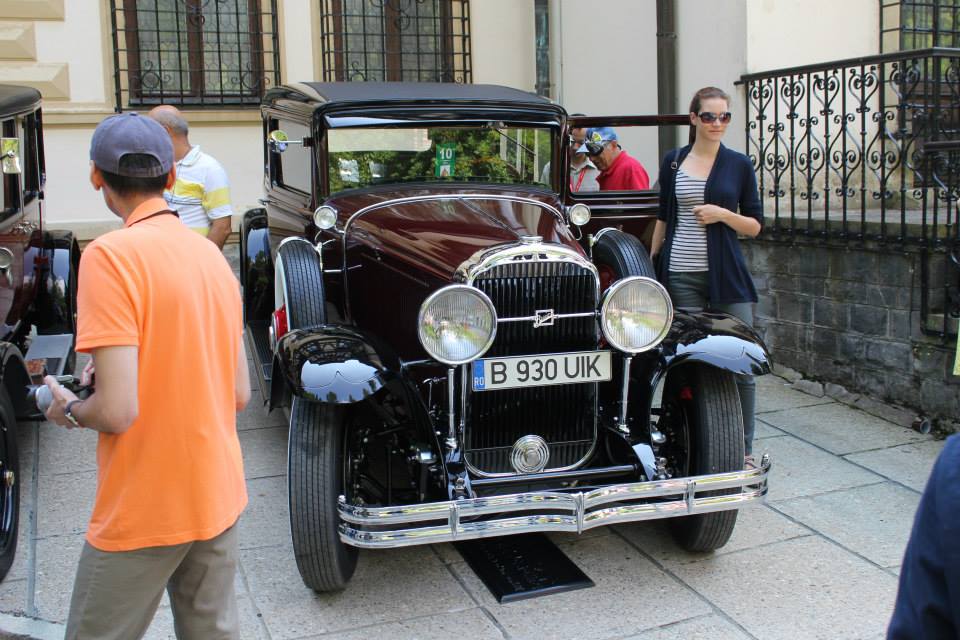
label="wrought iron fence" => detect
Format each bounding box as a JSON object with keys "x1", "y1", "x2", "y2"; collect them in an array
[
  {"x1": 319, "y1": 0, "x2": 471, "y2": 83},
  {"x1": 741, "y1": 48, "x2": 960, "y2": 250},
  {"x1": 110, "y1": 0, "x2": 281, "y2": 109},
  {"x1": 741, "y1": 48, "x2": 960, "y2": 337}
]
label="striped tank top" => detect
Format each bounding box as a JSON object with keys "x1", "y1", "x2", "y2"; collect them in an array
[{"x1": 668, "y1": 168, "x2": 708, "y2": 272}]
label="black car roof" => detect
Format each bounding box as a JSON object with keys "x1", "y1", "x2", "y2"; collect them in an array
[
  {"x1": 0, "y1": 85, "x2": 41, "y2": 118},
  {"x1": 298, "y1": 82, "x2": 553, "y2": 106}
]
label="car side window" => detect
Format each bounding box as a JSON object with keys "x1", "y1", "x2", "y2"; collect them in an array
[
  {"x1": 275, "y1": 119, "x2": 312, "y2": 195},
  {"x1": 20, "y1": 112, "x2": 41, "y2": 204},
  {"x1": 1, "y1": 117, "x2": 18, "y2": 218}
]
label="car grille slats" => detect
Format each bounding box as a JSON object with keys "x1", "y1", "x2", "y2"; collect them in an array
[{"x1": 466, "y1": 259, "x2": 599, "y2": 476}]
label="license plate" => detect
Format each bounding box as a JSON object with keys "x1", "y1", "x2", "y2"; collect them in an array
[{"x1": 472, "y1": 350, "x2": 612, "y2": 391}]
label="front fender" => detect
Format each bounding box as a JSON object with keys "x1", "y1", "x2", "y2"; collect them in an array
[
  {"x1": 271, "y1": 326, "x2": 398, "y2": 405},
  {"x1": 657, "y1": 309, "x2": 771, "y2": 379},
  {"x1": 35, "y1": 230, "x2": 79, "y2": 335},
  {"x1": 241, "y1": 208, "x2": 273, "y2": 326}
]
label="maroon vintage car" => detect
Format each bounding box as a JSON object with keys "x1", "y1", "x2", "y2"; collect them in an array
[
  {"x1": 241, "y1": 82, "x2": 770, "y2": 592},
  {"x1": 0, "y1": 85, "x2": 79, "y2": 581}
]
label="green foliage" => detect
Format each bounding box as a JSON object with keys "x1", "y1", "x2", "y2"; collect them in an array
[{"x1": 327, "y1": 126, "x2": 552, "y2": 193}]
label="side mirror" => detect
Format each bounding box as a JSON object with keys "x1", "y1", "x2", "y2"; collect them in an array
[
  {"x1": 1, "y1": 138, "x2": 21, "y2": 175},
  {"x1": 268, "y1": 130, "x2": 289, "y2": 153}
]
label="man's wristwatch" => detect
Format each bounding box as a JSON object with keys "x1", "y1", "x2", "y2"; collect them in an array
[{"x1": 64, "y1": 400, "x2": 83, "y2": 428}]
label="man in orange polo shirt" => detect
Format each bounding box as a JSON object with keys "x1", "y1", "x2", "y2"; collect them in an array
[{"x1": 43, "y1": 112, "x2": 250, "y2": 639}]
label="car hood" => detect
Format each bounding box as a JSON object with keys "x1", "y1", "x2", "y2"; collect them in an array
[{"x1": 329, "y1": 187, "x2": 584, "y2": 280}]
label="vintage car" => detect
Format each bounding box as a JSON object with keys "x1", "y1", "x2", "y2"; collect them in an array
[
  {"x1": 0, "y1": 85, "x2": 79, "y2": 581},
  {"x1": 241, "y1": 82, "x2": 771, "y2": 592}
]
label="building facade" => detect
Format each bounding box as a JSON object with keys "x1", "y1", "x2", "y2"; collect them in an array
[{"x1": 0, "y1": 0, "x2": 877, "y2": 237}]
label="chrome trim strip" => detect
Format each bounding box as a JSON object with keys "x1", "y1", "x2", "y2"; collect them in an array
[
  {"x1": 337, "y1": 459, "x2": 771, "y2": 548},
  {"x1": 497, "y1": 311, "x2": 597, "y2": 324},
  {"x1": 445, "y1": 368, "x2": 457, "y2": 450},
  {"x1": 619, "y1": 355, "x2": 632, "y2": 430}
]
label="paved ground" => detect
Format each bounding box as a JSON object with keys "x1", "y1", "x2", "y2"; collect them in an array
[
  {"x1": 0, "y1": 366, "x2": 942, "y2": 640},
  {"x1": 0, "y1": 247, "x2": 944, "y2": 639}
]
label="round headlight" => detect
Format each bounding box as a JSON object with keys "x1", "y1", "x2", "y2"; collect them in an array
[
  {"x1": 600, "y1": 277, "x2": 673, "y2": 353},
  {"x1": 568, "y1": 203, "x2": 591, "y2": 226},
  {"x1": 418, "y1": 285, "x2": 497, "y2": 365},
  {"x1": 313, "y1": 205, "x2": 337, "y2": 230}
]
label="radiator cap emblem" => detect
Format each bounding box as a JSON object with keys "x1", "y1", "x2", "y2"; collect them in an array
[
  {"x1": 511, "y1": 435, "x2": 550, "y2": 474},
  {"x1": 519, "y1": 235, "x2": 542, "y2": 245}
]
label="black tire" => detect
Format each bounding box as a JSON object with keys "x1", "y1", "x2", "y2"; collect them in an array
[
  {"x1": 0, "y1": 389, "x2": 19, "y2": 581},
  {"x1": 276, "y1": 240, "x2": 325, "y2": 330},
  {"x1": 593, "y1": 230, "x2": 656, "y2": 288},
  {"x1": 664, "y1": 366, "x2": 744, "y2": 552},
  {"x1": 288, "y1": 398, "x2": 358, "y2": 592}
]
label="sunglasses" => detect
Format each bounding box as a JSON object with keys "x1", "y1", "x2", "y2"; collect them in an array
[
  {"x1": 584, "y1": 141, "x2": 608, "y2": 156},
  {"x1": 698, "y1": 111, "x2": 733, "y2": 124}
]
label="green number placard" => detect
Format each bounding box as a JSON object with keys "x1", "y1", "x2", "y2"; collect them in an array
[{"x1": 435, "y1": 143, "x2": 456, "y2": 178}]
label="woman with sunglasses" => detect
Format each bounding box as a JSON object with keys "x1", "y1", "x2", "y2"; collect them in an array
[{"x1": 650, "y1": 86, "x2": 763, "y2": 468}]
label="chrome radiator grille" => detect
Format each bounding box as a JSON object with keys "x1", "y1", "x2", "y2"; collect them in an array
[{"x1": 466, "y1": 259, "x2": 599, "y2": 476}]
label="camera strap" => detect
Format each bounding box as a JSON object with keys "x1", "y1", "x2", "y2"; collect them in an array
[{"x1": 129, "y1": 209, "x2": 179, "y2": 227}]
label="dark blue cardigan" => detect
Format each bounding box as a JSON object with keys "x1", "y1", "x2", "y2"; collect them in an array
[{"x1": 656, "y1": 143, "x2": 763, "y2": 304}]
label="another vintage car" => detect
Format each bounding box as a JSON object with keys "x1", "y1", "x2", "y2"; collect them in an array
[
  {"x1": 0, "y1": 85, "x2": 79, "y2": 581},
  {"x1": 241, "y1": 82, "x2": 771, "y2": 592}
]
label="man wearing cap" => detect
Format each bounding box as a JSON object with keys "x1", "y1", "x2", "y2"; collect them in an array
[
  {"x1": 148, "y1": 105, "x2": 234, "y2": 249},
  {"x1": 540, "y1": 119, "x2": 600, "y2": 192},
  {"x1": 42, "y1": 112, "x2": 250, "y2": 639},
  {"x1": 581, "y1": 127, "x2": 650, "y2": 191}
]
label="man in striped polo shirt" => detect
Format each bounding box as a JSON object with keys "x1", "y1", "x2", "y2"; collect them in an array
[{"x1": 148, "y1": 105, "x2": 233, "y2": 249}]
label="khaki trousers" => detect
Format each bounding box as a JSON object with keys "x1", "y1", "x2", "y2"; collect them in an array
[{"x1": 64, "y1": 523, "x2": 239, "y2": 640}]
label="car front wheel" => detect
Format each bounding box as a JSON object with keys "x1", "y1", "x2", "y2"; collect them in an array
[
  {"x1": 288, "y1": 398, "x2": 359, "y2": 592},
  {"x1": 0, "y1": 389, "x2": 19, "y2": 581},
  {"x1": 661, "y1": 366, "x2": 744, "y2": 552}
]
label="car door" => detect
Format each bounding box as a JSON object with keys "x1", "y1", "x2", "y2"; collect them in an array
[
  {"x1": 0, "y1": 109, "x2": 43, "y2": 341},
  {"x1": 564, "y1": 114, "x2": 693, "y2": 248}
]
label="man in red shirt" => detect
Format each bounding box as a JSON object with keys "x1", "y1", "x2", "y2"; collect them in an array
[{"x1": 580, "y1": 127, "x2": 650, "y2": 191}]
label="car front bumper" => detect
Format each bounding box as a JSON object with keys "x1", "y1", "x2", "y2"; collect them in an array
[{"x1": 338, "y1": 456, "x2": 771, "y2": 548}]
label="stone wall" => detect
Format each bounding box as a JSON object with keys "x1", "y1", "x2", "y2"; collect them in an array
[{"x1": 742, "y1": 238, "x2": 960, "y2": 430}]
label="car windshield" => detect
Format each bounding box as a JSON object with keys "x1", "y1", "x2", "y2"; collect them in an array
[{"x1": 326, "y1": 124, "x2": 554, "y2": 193}]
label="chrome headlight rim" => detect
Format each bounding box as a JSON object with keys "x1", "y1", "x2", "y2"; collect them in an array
[
  {"x1": 567, "y1": 203, "x2": 591, "y2": 226},
  {"x1": 313, "y1": 205, "x2": 337, "y2": 230},
  {"x1": 418, "y1": 284, "x2": 498, "y2": 366},
  {"x1": 600, "y1": 276, "x2": 674, "y2": 354}
]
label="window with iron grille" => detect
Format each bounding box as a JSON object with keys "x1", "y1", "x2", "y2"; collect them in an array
[
  {"x1": 881, "y1": 0, "x2": 960, "y2": 52},
  {"x1": 319, "y1": 0, "x2": 471, "y2": 82},
  {"x1": 110, "y1": 0, "x2": 281, "y2": 109}
]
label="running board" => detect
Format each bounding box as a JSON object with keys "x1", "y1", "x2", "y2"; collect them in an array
[{"x1": 245, "y1": 322, "x2": 273, "y2": 403}]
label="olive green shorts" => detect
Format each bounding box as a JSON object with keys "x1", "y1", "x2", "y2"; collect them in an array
[{"x1": 65, "y1": 522, "x2": 239, "y2": 640}]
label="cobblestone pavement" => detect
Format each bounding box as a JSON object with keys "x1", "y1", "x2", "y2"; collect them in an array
[{"x1": 0, "y1": 245, "x2": 942, "y2": 639}]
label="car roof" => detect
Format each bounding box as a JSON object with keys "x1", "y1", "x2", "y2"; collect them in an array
[
  {"x1": 296, "y1": 82, "x2": 554, "y2": 106},
  {"x1": 0, "y1": 84, "x2": 41, "y2": 118}
]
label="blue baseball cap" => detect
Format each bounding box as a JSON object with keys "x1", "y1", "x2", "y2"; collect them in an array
[
  {"x1": 577, "y1": 127, "x2": 618, "y2": 154},
  {"x1": 90, "y1": 112, "x2": 174, "y2": 178}
]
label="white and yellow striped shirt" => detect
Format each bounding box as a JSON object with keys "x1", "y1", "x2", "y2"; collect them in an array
[{"x1": 164, "y1": 145, "x2": 233, "y2": 234}]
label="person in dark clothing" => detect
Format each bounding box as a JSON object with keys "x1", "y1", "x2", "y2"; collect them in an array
[
  {"x1": 650, "y1": 86, "x2": 763, "y2": 468},
  {"x1": 888, "y1": 434, "x2": 960, "y2": 639}
]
